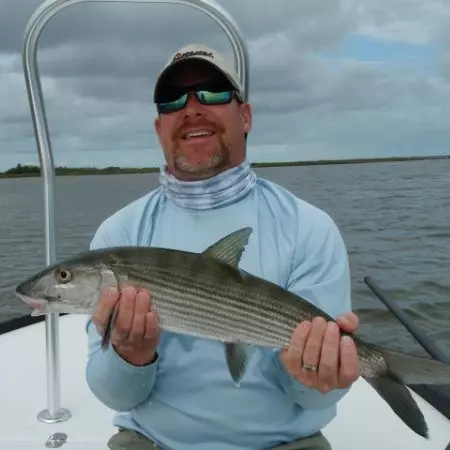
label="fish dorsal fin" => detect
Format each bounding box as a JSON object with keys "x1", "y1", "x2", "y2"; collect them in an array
[{"x1": 202, "y1": 227, "x2": 252, "y2": 268}]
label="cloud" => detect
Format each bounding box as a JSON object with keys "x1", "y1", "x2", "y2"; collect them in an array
[
  {"x1": 342, "y1": 0, "x2": 450, "y2": 44},
  {"x1": 1, "y1": 0, "x2": 450, "y2": 170}
]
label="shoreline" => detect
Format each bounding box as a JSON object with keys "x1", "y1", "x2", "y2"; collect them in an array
[{"x1": 1, "y1": 154, "x2": 449, "y2": 179}]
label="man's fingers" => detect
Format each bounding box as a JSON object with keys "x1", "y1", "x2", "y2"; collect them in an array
[
  {"x1": 144, "y1": 310, "x2": 160, "y2": 341},
  {"x1": 301, "y1": 317, "x2": 326, "y2": 370},
  {"x1": 112, "y1": 285, "x2": 137, "y2": 342},
  {"x1": 338, "y1": 335, "x2": 359, "y2": 387},
  {"x1": 317, "y1": 322, "x2": 340, "y2": 391},
  {"x1": 93, "y1": 286, "x2": 119, "y2": 334},
  {"x1": 336, "y1": 312, "x2": 359, "y2": 333},
  {"x1": 277, "y1": 314, "x2": 361, "y2": 393},
  {"x1": 283, "y1": 321, "x2": 311, "y2": 375},
  {"x1": 127, "y1": 289, "x2": 151, "y2": 343}
]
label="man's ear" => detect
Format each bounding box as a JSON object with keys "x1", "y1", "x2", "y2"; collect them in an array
[
  {"x1": 241, "y1": 103, "x2": 252, "y2": 133},
  {"x1": 154, "y1": 115, "x2": 166, "y2": 149},
  {"x1": 154, "y1": 116, "x2": 161, "y2": 135}
]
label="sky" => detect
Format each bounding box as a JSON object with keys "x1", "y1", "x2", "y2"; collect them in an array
[{"x1": 1, "y1": 0, "x2": 450, "y2": 170}]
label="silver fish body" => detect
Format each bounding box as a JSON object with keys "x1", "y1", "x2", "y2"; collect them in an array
[
  {"x1": 15, "y1": 227, "x2": 450, "y2": 440},
  {"x1": 97, "y1": 247, "x2": 325, "y2": 349}
]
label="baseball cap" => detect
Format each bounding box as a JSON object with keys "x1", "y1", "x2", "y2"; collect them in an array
[{"x1": 153, "y1": 44, "x2": 245, "y2": 102}]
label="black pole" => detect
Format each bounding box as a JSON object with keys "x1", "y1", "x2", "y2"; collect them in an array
[
  {"x1": 364, "y1": 276, "x2": 450, "y2": 364},
  {"x1": 364, "y1": 276, "x2": 450, "y2": 421}
]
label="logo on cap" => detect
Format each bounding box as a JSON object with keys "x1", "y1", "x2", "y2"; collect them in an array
[{"x1": 172, "y1": 50, "x2": 214, "y2": 62}]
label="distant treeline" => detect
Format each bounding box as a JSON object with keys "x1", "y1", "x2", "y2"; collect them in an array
[
  {"x1": 1, "y1": 155, "x2": 449, "y2": 179},
  {"x1": 0, "y1": 163, "x2": 159, "y2": 178}
]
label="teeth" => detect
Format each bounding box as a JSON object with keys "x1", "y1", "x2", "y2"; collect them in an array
[{"x1": 184, "y1": 130, "x2": 213, "y2": 139}]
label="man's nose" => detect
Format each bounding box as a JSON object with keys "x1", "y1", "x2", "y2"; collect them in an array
[{"x1": 183, "y1": 93, "x2": 205, "y2": 116}]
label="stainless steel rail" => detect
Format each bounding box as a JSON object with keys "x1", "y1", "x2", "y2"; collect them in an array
[{"x1": 21, "y1": 0, "x2": 250, "y2": 423}]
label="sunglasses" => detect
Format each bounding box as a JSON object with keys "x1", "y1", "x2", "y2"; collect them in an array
[{"x1": 156, "y1": 82, "x2": 241, "y2": 114}]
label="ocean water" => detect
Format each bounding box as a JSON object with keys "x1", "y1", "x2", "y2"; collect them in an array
[{"x1": 1, "y1": 159, "x2": 449, "y2": 356}]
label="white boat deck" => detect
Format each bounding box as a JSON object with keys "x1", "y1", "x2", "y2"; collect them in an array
[
  {"x1": 1, "y1": 315, "x2": 115, "y2": 449},
  {"x1": 1, "y1": 314, "x2": 449, "y2": 449}
]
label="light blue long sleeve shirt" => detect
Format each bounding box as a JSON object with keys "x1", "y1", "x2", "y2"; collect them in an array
[{"x1": 85, "y1": 176, "x2": 352, "y2": 450}]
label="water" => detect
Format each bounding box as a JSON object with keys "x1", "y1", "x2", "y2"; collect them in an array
[{"x1": 1, "y1": 159, "x2": 449, "y2": 356}]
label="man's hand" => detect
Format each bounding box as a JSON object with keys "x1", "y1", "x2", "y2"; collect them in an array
[
  {"x1": 92, "y1": 285, "x2": 160, "y2": 366},
  {"x1": 280, "y1": 312, "x2": 360, "y2": 393}
]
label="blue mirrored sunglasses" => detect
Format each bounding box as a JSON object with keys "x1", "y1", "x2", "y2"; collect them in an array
[{"x1": 156, "y1": 88, "x2": 241, "y2": 114}]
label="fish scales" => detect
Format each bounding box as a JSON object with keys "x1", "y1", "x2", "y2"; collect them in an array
[
  {"x1": 119, "y1": 267, "x2": 296, "y2": 347},
  {"x1": 111, "y1": 250, "x2": 308, "y2": 347},
  {"x1": 153, "y1": 272, "x2": 300, "y2": 343},
  {"x1": 143, "y1": 245, "x2": 315, "y2": 323}
]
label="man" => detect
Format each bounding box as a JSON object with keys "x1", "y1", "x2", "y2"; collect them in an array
[{"x1": 85, "y1": 44, "x2": 360, "y2": 450}]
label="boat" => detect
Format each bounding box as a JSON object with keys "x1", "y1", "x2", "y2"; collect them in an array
[{"x1": 1, "y1": 0, "x2": 449, "y2": 448}]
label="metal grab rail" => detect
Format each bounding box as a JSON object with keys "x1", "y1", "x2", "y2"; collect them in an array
[{"x1": 21, "y1": 0, "x2": 250, "y2": 424}]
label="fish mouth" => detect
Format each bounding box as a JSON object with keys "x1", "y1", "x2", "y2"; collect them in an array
[{"x1": 14, "y1": 289, "x2": 49, "y2": 311}]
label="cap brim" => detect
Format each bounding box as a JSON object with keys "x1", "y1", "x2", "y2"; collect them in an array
[{"x1": 153, "y1": 57, "x2": 242, "y2": 102}]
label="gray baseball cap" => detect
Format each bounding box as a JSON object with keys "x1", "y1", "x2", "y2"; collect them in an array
[{"x1": 153, "y1": 43, "x2": 245, "y2": 102}]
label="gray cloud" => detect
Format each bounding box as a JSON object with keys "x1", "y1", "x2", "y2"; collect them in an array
[
  {"x1": 1, "y1": 0, "x2": 450, "y2": 170},
  {"x1": 341, "y1": 0, "x2": 450, "y2": 44}
]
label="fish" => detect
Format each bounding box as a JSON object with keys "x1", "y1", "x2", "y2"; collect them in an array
[{"x1": 14, "y1": 226, "x2": 450, "y2": 439}]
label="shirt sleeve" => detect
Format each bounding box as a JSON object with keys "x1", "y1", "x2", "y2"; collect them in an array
[
  {"x1": 84, "y1": 221, "x2": 159, "y2": 412},
  {"x1": 272, "y1": 210, "x2": 353, "y2": 410}
]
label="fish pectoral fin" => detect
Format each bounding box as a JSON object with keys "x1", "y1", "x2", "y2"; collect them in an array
[
  {"x1": 225, "y1": 342, "x2": 249, "y2": 386},
  {"x1": 101, "y1": 302, "x2": 120, "y2": 350},
  {"x1": 202, "y1": 227, "x2": 253, "y2": 268},
  {"x1": 31, "y1": 309, "x2": 46, "y2": 317},
  {"x1": 365, "y1": 376, "x2": 428, "y2": 439}
]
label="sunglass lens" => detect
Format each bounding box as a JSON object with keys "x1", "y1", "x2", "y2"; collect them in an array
[
  {"x1": 197, "y1": 90, "x2": 233, "y2": 104},
  {"x1": 157, "y1": 93, "x2": 188, "y2": 113}
]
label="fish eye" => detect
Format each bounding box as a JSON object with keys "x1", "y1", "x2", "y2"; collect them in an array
[{"x1": 55, "y1": 268, "x2": 72, "y2": 284}]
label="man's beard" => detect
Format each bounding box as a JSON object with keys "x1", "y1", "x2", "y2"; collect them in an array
[
  {"x1": 175, "y1": 154, "x2": 223, "y2": 174},
  {"x1": 173, "y1": 139, "x2": 230, "y2": 177},
  {"x1": 170, "y1": 116, "x2": 231, "y2": 178}
]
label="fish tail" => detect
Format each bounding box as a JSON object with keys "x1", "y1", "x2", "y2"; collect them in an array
[
  {"x1": 364, "y1": 376, "x2": 428, "y2": 438},
  {"x1": 101, "y1": 302, "x2": 120, "y2": 350},
  {"x1": 364, "y1": 347, "x2": 450, "y2": 439},
  {"x1": 380, "y1": 347, "x2": 450, "y2": 385}
]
